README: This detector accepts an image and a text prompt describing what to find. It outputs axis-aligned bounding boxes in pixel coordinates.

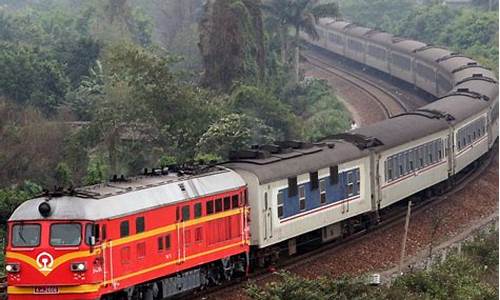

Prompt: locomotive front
[5,199,104,300]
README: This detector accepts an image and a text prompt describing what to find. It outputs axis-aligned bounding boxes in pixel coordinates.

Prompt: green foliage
[0,181,42,224]
[248,231,499,300]
[231,84,299,138]
[394,255,497,299]
[197,113,278,158]
[463,230,499,269]
[54,162,73,188]
[338,0,416,29]
[199,0,266,90]
[339,1,499,74]
[194,153,222,164]
[0,42,70,114]
[158,155,177,168]
[84,156,108,185]
[247,271,395,300]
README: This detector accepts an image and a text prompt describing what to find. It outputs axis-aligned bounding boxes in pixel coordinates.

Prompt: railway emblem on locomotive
[36,252,54,275]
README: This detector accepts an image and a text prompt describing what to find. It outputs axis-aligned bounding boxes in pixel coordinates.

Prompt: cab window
[50,223,82,246]
[12,224,41,247]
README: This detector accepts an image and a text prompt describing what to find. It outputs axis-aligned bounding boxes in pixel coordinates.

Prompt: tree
[0,42,70,114]
[264,0,340,83]
[199,0,266,90]
[262,0,293,65]
[196,113,278,158]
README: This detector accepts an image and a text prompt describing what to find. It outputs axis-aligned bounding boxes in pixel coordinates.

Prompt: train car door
[263,191,273,240]
[176,205,190,264]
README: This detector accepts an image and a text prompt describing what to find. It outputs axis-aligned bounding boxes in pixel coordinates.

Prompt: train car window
[120,221,129,238]
[299,185,306,210]
[310,172,319,190]
[330,166,339,184]
[347,172,354,196]
[102,224,107,241]
[136,217,145,234]
[207,200,214,214]
[194,203,202,218]
[264,192,268,210]
[137,242,146,259]
[85,223,99,245]
[319,179,327,204]
[195,227,203,242]
[215,198,223,212]
[232,195,239,208]
[244,190,248,205]
[176,206,180,221]
[368,45,385,60]
[50,223,82,246]
[288,177,298,197]
[277,191,284,218]
[158,236,163,251]
[12,224,40,247]
[392,54,411,71]
[165,235,171,249]
[356,170,361,195]
[182,205,190,221]
[409,150,415,171]
[224,197,231,210]
[398,154,405,177]
[121,246,130,264]
[387,158,393,181]
[404,153,410,174]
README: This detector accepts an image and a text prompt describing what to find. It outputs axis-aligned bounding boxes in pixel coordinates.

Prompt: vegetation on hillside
[338,0,499,73]
[246,230,499,300]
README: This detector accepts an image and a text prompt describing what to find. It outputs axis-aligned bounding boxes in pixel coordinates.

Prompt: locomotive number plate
[34,286,59,294]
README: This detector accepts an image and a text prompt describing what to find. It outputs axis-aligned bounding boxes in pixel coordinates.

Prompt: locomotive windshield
[12,224,41,247]
[50,223,82,246]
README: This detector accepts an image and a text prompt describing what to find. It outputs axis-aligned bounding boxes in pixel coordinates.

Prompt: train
[4,18,498,300]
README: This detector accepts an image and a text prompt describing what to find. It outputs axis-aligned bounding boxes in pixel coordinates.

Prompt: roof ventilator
[392,109,455,121]
[324,133,383,150]
[436,53,467,63]
[448,88,490,101]
[456,75,497,86]
[413,45,433,53]
[451,63,491,74]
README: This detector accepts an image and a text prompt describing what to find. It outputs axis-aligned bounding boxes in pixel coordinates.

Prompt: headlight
[5,263,20,273]
[70,262,87,272]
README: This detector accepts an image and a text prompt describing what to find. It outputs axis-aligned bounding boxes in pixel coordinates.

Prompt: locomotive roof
[9,168,245,221]
[224,142,367,185]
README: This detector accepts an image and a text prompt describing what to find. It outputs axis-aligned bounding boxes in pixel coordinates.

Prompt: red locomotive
[4,167,250,299]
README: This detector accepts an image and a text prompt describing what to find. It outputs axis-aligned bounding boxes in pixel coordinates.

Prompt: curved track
[302,51,410,119]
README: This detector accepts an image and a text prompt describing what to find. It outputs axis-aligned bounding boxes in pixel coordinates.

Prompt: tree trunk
[280,26,287,65]
[294,25,300,83]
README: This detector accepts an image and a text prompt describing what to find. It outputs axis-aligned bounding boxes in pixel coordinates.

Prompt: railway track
[189,146,496,300]
[302,51,410,119]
